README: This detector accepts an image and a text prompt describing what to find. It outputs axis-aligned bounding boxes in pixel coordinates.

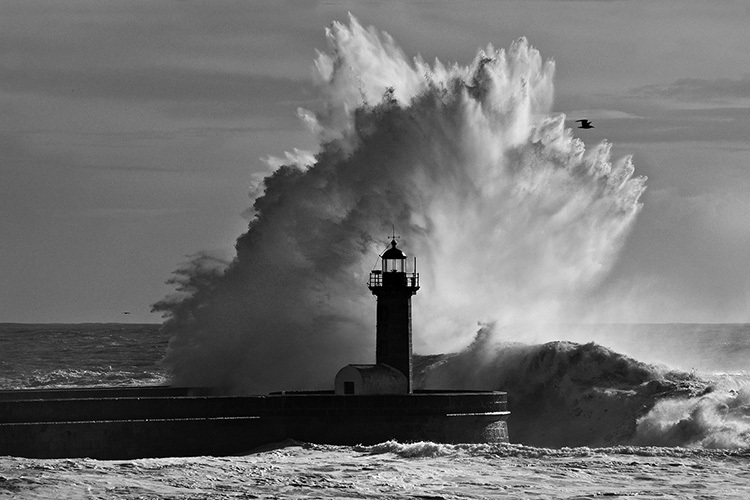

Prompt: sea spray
[633,373,750,448]
[419,326,750,448]
[153,16,645,394]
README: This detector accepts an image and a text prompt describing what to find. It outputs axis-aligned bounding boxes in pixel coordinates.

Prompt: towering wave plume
[153,16,646,394]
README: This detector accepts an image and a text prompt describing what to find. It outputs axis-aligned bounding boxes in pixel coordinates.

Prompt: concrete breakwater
[0,387,508,459]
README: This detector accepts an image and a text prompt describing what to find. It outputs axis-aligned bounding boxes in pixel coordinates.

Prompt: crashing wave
[418,326,749,448]
[154,16,645,395]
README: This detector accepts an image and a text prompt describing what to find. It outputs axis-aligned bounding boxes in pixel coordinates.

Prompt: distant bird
[576,119,594,129]
[122,312,131,315]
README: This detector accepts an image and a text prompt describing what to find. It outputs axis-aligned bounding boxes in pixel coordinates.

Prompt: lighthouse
[368,239,420,392]
[334,239,420,395]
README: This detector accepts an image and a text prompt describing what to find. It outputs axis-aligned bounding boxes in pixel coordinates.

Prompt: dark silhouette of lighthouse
[368,239,420,392]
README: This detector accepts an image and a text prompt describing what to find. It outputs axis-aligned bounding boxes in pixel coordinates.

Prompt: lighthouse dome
[382,240,406,260]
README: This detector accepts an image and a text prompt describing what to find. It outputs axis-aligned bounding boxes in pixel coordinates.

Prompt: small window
[344,381,355,395]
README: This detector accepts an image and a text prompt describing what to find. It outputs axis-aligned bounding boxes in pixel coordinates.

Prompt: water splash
[419,326,750,449]
[153,16,645,394]
[633,373,750,448]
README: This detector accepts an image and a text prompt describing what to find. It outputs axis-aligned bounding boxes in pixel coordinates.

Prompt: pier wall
[0,387,508,459]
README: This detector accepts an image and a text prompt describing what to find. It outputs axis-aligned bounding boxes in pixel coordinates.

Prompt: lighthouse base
[0,387,508,459]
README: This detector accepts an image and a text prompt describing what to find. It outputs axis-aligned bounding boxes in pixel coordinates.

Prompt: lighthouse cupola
[367,239,420,392]
[382,239,406,272]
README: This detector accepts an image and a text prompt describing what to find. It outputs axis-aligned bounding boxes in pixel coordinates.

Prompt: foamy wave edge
[344,440,750,459]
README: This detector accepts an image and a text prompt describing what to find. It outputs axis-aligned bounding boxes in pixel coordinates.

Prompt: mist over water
[154,16,646,394]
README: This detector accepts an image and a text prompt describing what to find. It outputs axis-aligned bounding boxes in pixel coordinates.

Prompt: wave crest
[633,377,750,448]
[418,325,749,448]
[0,368,167,390]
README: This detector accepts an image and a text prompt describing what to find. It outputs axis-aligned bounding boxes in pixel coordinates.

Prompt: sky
[1,0,750,324]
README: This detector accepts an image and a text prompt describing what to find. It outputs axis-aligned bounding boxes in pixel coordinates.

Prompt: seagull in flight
[576,119,594,129]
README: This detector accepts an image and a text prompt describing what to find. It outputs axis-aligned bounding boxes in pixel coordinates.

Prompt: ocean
[1,322,749,499]
[0,323,168,390]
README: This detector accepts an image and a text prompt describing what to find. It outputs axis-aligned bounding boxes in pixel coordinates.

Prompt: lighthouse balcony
[368,270,420,290]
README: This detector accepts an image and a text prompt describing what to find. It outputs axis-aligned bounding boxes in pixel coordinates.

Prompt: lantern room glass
[383,257,405,273]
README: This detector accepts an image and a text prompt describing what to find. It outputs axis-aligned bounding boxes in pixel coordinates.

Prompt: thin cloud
[601,107,750,144]
[565,109,641,120]
[633,75,750,102]
[76,164,188,173]
[559,86,750,145]
[0,65,311,114]
[75,207,200,219]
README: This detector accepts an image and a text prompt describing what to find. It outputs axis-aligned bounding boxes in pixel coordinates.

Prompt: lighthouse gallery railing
[368,270,420,289]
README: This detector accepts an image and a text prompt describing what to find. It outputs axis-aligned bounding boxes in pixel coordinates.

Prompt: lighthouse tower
[367,239,420,392]
[333,238,420,395]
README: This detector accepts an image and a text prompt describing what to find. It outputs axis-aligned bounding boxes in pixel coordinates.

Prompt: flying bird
[576,119,594,129]
[122,312,131,315]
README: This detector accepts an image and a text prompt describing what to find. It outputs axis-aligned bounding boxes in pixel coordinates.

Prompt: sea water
[1,322,749,499]
[0,323,168,390]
